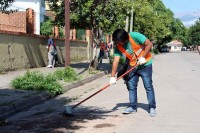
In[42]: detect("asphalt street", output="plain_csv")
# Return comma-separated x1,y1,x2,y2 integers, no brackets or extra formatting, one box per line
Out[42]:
69,51,200,133
1,51,200,133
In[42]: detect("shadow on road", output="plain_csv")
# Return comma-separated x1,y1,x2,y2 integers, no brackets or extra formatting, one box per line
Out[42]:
112,102,149,113
0,101,114,132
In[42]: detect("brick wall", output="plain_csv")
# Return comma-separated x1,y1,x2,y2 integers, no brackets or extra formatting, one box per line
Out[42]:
0,9,36,34
0,11,26,33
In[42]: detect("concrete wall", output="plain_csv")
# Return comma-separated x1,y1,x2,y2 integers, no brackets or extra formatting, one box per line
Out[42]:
0,31,88,72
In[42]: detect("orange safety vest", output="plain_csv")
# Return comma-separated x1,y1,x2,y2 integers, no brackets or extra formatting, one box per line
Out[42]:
117,35,152,66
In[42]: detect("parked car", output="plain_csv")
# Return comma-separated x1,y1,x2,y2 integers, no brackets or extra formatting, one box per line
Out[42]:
181,47,186,51
186,46,191,51
160,45,169,52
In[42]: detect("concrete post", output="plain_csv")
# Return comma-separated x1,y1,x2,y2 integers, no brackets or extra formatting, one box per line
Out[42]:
86,29,92,60
53,25,59,37
26,8,34,34
72,28,76,40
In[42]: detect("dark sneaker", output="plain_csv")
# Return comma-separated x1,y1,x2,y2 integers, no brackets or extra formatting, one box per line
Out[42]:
149,108,156,117
122,107,137,114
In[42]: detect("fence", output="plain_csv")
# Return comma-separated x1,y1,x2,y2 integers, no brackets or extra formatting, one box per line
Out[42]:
0,30,88,72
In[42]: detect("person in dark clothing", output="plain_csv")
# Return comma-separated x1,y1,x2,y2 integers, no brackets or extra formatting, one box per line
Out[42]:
98,42,105,64
47,36,57,68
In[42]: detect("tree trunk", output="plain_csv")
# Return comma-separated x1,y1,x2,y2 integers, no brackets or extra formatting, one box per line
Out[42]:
89,29,101,71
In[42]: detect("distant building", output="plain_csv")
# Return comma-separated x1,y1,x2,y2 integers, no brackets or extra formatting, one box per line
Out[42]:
166,40,183,52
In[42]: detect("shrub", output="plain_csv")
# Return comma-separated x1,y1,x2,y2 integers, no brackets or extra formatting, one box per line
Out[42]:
11,71,63,96
11,67,81,96
54,67,80,82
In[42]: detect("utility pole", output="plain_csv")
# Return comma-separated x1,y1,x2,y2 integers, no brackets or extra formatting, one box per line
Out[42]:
65,0,70,66
125,16,129,32
129,0,134,32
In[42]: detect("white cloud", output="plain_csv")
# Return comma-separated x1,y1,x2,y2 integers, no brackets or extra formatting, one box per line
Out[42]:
183,19,198,27
175,11,200,27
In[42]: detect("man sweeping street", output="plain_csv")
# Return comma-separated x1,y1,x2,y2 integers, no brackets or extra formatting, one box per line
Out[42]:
109,29,156,117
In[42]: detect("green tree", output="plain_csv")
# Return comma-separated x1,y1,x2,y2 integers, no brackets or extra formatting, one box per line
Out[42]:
188,18,200,46
130,0,178,45
170,18,187,45
47,0,189,61
40,17,53,36
48,0,132,69
127,0,176,52
40,16,65,38
147,0,188,49
48,0,131,36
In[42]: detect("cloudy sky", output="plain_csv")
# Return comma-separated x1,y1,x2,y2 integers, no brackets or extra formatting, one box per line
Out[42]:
162,0,200,27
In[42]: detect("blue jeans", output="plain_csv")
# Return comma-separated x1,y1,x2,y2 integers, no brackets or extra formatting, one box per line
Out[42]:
98,50,104,64
126,64,156,110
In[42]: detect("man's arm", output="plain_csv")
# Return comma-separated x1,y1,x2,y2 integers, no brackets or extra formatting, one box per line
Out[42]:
142,39,153,57
110,55,120,85
111,56,120,77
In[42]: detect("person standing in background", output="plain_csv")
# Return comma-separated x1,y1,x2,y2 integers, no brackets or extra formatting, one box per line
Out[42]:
46,35,57,68
105,43,110,60
98,41,105,64
198,46,200,55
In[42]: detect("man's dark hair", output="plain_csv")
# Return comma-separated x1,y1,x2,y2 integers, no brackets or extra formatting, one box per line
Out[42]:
112,29,129,45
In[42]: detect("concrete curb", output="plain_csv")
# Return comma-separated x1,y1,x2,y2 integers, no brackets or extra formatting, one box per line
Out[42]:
62,70,109,92
0,92,51,119
0,70,109,119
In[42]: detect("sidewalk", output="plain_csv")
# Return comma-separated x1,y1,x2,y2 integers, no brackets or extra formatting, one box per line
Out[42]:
0,59,111,119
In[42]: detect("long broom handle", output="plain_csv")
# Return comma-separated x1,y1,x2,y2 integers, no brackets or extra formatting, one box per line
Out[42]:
72,64,138,109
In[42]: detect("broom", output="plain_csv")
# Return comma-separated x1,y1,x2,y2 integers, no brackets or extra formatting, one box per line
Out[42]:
64,64,138,115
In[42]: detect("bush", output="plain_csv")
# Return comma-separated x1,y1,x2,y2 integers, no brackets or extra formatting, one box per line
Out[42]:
54,67,80,82
11,71,63,97
11,67,81,96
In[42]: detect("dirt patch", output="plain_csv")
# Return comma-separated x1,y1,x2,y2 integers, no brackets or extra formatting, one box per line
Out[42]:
94,123,115,128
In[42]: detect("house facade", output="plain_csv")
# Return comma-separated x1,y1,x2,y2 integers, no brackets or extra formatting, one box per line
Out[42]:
166,40,183,52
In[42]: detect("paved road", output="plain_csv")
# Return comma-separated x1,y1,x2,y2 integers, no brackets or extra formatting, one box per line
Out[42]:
1,52,200,133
